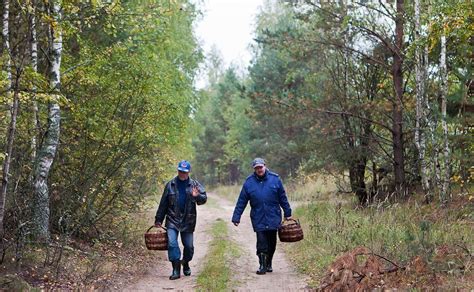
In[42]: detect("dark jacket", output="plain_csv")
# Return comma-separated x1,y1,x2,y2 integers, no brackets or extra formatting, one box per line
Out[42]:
155,176,207,232
232,170,291,232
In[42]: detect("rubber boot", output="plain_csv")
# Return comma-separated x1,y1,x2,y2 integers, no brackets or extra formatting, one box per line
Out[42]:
182,260,191,276
266,254,273,272
169,261,181,280
256,253,267,275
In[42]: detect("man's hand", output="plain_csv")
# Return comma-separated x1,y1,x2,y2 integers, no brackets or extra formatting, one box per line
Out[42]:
233,222,239,227
192,186,199,197
285,216,293,221
154,222,162,227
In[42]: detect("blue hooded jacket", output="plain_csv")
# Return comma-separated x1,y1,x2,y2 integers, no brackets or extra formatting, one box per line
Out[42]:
232,170,292,232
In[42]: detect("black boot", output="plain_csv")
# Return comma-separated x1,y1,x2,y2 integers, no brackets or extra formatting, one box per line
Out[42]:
169,261,181,280
256,253,267,275
182,260,191,276
266,254,273,272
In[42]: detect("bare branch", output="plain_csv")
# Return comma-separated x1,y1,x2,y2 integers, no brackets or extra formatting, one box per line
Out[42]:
354,1,395,21
311,108,393,133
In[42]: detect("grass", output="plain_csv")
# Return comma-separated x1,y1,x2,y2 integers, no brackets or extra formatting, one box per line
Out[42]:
285,174,338,203
210,185,241,203
282,181,474,289
204,195,220,209
196,218,240,291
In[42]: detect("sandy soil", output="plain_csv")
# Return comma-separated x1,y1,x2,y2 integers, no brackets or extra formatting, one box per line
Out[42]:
124,192,309,291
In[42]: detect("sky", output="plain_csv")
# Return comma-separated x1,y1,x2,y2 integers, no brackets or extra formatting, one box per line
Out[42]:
193,0,264,87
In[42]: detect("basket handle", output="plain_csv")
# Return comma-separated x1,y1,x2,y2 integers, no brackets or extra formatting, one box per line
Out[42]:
146,225,167,233
282,218,300,225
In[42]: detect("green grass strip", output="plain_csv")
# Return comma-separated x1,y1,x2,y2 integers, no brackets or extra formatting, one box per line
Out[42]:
197,218,239,291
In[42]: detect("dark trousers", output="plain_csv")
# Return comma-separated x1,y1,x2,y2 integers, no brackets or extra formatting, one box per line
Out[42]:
256,230,277,257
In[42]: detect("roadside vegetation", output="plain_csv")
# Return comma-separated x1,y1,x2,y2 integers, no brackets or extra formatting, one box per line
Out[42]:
0,199,160,290
282,180,473,289
197,218,240,291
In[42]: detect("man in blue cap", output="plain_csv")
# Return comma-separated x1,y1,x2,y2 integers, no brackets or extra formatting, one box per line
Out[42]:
232,158,292,275
155,160,207,280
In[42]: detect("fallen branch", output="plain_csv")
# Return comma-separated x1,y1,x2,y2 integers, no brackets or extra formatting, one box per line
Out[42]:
363,252,404,270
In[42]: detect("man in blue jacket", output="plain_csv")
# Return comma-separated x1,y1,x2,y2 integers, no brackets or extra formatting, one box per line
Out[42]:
155,160,207,280
232,158,292,275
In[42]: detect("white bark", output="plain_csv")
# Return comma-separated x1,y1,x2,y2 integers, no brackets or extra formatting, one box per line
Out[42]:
2,0,11,88
32,0,62,241
49,1,62,92
414,0,430,194
422,1,441,194
0,0,12,238
30,0,39,177
0,93,19,238
439,32,450,202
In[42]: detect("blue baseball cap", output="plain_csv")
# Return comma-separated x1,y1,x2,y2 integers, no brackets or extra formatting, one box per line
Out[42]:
177,160,191,172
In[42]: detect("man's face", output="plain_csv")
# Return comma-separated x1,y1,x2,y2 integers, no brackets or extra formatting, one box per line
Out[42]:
178,170,189,180
254,165,266,176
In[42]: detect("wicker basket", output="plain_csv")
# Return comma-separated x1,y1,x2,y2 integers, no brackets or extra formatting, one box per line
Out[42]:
144,225,168,250
278,218,304,242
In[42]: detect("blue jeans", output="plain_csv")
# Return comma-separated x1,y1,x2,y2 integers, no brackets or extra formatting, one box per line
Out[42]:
167,228,194,262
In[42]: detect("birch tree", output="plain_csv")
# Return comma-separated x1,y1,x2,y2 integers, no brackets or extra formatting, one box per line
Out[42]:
2,0,11,88
414,0,431,197
0,0,14,238
0,91,19,239
439,24,450,203
30,0,39,177
32,0,62,241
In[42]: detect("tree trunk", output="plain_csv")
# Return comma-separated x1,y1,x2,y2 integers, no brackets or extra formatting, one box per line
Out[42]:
0,90,19,238
349,159,368,205
32,104,60,241
229,162,240,184
0,0,12,239
32,0,62,241
371,161,378,197
414,0,430,195
439,31,450,203
2,0,11,88
30,0,39,182
392,0,406,197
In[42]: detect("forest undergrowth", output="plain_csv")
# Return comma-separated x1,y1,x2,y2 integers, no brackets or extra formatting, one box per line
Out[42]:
0,200,160,290
283,179,474,290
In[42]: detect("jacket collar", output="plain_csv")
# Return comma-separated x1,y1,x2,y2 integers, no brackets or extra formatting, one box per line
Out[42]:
254,170,268,181
171,176,191,186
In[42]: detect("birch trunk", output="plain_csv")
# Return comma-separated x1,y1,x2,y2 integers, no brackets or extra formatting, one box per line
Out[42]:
30,0,39,169
414,0,431,195
0,94,19,238
2,0,11,88
439,31,450,203
28,0,40,187
32,0,62,241
0,0,12,238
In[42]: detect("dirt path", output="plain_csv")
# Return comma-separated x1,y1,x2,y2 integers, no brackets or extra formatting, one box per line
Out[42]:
125,192,309,291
